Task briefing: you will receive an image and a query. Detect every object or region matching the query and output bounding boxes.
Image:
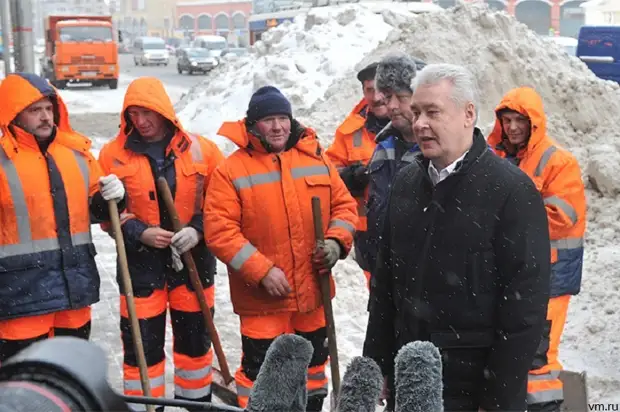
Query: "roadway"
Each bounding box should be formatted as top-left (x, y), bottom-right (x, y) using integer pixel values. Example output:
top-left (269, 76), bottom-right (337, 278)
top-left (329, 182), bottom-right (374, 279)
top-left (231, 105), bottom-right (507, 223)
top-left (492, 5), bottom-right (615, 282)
top-left (118, 52), bottom-right (209, 90)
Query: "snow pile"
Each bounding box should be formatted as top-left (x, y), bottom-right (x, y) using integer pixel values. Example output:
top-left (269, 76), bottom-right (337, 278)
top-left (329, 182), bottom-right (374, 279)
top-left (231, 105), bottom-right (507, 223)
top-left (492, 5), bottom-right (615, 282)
top-left (175, 4), bottom-right (394, 154)
top-left (307, 3), bottom-right (620, 404)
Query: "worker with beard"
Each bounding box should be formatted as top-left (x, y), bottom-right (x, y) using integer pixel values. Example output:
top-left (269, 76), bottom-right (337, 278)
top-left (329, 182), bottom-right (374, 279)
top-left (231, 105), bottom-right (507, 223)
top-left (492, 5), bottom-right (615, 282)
top-left (362, 54), bottom-right (420, 293)
top-left (204, 86), bottom-right (358, 411)
top-left (326, 62), bottom-right (390, 288)
top-left (488, 87), bottom-right (586, 412)
top-left (98, 77), bottom-right (224, 411)
top-left (0, 73), bottom-right (125, 361)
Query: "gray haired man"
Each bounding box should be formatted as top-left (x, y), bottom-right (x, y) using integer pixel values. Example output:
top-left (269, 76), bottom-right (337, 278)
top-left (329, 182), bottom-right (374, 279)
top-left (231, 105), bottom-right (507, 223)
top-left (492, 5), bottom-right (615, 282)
top-left (364, 63), bottom-right (551, 411)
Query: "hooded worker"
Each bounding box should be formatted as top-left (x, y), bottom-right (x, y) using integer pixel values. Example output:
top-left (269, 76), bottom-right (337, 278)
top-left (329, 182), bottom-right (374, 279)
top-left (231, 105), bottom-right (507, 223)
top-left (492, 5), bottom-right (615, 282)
top-left (326, 62), bottom-right (390, 288)
top-left (488, 86), bottom-right (586, 412)
top-left (97, 77), bottom-right (224, 411)
top-left (0, 73), bottom-right (125, 361)
top-left (204, 85), bottom-right (358, 411)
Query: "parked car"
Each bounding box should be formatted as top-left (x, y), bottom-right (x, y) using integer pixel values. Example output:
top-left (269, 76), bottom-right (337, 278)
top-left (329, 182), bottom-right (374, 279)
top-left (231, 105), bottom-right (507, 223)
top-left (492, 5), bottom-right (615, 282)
top-left (177, 48), bottom-right (219, 74)
top-left (221, 47), bottom-right (249, 58)
top-left (133, 36), bottom-right (169, 66)
top-left (577, 26), bottom-right (620, 83)
top-left (545, 35), bottom-right (578, 56)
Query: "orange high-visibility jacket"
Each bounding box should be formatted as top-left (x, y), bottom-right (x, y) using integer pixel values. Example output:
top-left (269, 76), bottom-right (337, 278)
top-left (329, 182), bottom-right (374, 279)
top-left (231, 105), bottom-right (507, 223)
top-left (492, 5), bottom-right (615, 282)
top-left (0, 73), bottom-right (102, 320)
top-left (204, 119), bottom-right (358, 316)
top-left (98, 77), bottom-right (224, 291)
top-left (325, 98), bottom-right (378, 232)
top-left (488, 87), bottom-right (586, 297)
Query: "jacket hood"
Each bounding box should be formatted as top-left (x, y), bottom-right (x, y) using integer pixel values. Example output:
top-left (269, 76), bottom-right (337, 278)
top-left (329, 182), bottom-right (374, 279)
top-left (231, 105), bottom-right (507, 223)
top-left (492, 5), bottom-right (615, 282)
top-left (0, 72), bottom-right (72, 133)
top-left (217, 118), bottom-right (323, 158)
top-left (488, 87), bottom-right (547, 155)
top-left (120, 77), bottom-right (182, 137)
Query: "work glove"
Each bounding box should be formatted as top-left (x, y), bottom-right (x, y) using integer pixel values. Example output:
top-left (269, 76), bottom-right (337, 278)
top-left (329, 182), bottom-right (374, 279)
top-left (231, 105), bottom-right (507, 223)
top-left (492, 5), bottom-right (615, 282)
top-left (98, 174), bottom-right (125, 202)
top-left (339, 163), bottom-right (369, 196)
top-left (171, 227), bottom-right (200, 254)
top-left (312, 239), bottom-right (341, 276)
top-left (171, 245), bottom-right (184, 272)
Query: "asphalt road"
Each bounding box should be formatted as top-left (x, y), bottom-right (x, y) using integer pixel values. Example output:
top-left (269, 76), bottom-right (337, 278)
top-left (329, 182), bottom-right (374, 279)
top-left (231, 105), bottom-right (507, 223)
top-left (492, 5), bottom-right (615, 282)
top-left (118, 52), bottom-right (209, 90)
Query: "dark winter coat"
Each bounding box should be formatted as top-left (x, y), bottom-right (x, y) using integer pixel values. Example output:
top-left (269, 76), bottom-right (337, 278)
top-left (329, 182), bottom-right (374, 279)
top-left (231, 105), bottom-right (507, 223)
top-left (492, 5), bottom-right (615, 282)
top-left (357, 124), bottom-right (419, 274)
top-left (363, 129), bottom-right (551, 412)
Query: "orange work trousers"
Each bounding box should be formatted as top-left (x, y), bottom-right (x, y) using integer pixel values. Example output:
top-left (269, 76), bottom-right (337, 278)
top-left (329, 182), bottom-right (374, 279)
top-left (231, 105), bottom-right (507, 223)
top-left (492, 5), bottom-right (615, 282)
top-left (235, 306), bottom-right (329, 410)
top-left (120, 285), bottom-right (214, 412)
top-left (0, 306), bottom-right (92, 362)
top-left (527, 295), bottom-right (571, 408)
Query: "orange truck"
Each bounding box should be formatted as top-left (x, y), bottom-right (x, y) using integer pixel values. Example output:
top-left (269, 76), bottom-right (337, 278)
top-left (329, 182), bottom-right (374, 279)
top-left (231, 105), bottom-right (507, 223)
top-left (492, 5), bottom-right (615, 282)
top-left (41, 15), bottom-right (119, 89)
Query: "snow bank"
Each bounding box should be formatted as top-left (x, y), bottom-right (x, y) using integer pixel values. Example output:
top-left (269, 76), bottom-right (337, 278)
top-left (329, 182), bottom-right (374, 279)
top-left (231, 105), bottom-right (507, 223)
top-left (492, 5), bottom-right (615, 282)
top-left (175, 4), bottom-right (394, 154)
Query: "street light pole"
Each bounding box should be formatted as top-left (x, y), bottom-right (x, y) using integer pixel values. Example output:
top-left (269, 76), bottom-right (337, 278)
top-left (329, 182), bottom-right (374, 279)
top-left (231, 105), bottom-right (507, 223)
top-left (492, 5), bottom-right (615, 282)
top-left (0, 0), bottom-right (12, 74)
top-left (10, 0), bottom-right (35, 73)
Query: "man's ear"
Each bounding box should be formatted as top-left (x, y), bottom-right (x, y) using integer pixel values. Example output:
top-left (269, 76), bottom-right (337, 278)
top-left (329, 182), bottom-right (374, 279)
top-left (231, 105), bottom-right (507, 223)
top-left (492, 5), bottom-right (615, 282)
top-left (464, 102), bottom-right (476, 128)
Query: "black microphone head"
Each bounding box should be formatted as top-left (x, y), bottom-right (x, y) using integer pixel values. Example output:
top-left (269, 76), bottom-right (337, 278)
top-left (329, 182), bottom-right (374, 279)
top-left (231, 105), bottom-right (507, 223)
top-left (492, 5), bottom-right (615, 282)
top-left (246, 334), bottom-right (313, 412)
top-left (394, 340), bottom-right (443, 412)
top-left (336, 356), bottom-right (383, 412)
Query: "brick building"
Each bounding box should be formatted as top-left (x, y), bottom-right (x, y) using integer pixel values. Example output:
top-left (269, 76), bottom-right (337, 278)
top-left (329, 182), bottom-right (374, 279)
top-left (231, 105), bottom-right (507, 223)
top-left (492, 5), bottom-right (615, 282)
top-left (177, 0), bottom-right (253, 46)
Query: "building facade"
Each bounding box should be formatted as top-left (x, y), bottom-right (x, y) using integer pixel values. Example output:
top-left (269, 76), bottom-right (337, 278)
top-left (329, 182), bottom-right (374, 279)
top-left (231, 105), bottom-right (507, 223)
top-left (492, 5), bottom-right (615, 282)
top-left (582, 0), bottom-right (620, 25)
top-left (114, 0), bottom-right (177, 41)
top-left (33, 0), bottom-right (109, 39)
top-left (434, 0), bottom-right (587, 38)
top-left (176, 0), bottom-right (253, 46)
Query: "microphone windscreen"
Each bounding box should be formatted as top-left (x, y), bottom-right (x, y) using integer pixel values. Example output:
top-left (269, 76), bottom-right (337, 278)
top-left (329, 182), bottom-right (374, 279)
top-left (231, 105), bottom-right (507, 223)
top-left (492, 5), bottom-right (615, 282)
top-left (336, 356), bottom-right (383, 412)
top-left (245, 334), bottom-right (313, 412)
top-left (394, 340), bottom-right (443, 412)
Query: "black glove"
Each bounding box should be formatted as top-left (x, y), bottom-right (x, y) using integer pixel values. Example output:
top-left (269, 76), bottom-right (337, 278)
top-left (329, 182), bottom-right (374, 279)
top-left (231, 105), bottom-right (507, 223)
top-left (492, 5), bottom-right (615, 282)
top-left (339, 163), bottom-right (369, 196)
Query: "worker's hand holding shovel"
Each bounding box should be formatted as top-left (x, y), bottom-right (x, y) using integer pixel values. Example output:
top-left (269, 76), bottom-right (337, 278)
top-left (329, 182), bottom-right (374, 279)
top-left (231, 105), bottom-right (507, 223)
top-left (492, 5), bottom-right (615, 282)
top-left (312, 239), bottom-right (341, 276)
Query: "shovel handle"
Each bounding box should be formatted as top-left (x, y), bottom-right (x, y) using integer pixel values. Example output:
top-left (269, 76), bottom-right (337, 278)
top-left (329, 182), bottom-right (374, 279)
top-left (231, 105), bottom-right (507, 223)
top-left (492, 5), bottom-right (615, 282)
top-left (155, 177), bottom-right (233, 385)
top-left (108, 200), bottom-right (155, 412)
top-left (311, 196), bottom-right (341, 400)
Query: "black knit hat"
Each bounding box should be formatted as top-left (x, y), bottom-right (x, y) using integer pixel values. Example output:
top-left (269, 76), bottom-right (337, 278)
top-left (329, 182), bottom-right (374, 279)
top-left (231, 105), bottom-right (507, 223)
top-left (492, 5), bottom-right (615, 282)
top-left (246, 86), bottom-right (292, 124)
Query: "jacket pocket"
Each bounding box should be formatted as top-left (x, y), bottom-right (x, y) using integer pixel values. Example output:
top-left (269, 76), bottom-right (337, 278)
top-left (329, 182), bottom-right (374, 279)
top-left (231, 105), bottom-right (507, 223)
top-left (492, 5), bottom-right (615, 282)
top-left (430, 329), bottom-right (495, 349)
top-left (466, 250), bottom-right (495, 307)
top-left (0, 255), bottom-right (43, 273)
top-left (178, 161), bottom-right (209, 216)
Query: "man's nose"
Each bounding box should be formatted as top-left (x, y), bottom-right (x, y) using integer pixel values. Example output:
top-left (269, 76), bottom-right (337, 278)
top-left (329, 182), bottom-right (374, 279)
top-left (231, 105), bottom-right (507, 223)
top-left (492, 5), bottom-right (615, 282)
top-left (41, 109), bottom-right (54, 123)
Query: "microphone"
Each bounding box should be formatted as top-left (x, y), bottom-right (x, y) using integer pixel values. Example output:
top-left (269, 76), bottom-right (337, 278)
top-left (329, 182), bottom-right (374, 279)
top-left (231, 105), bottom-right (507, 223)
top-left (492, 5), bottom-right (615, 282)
top-left (394, 341), bottom-right (444, 412)
top-left (336, 356), bottom-right (383, 412)
top-left (245, 333), bottom-right (313, 412)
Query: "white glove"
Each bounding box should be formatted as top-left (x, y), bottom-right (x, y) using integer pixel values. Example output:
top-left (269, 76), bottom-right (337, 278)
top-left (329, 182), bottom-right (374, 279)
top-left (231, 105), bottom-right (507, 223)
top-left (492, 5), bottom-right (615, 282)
top-left (171, 245), bottom-right (184, 272)
top-left (171, 227), bottom-right (200, 254)
top-left (99, 174), bottom-right (125, 202)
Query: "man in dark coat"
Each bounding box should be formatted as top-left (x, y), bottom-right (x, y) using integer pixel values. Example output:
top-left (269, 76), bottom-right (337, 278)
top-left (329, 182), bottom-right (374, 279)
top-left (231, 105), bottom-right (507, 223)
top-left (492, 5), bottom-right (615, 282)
top-left (363, 63), bottom-right (551, 412)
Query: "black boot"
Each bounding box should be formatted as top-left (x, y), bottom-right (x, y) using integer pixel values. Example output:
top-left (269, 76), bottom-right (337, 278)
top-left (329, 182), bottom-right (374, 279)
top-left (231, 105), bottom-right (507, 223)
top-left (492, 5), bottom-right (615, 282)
top-left (306, 396), bottom-right (324, 412)
top-left (528, 400), bottom-right (563, 412)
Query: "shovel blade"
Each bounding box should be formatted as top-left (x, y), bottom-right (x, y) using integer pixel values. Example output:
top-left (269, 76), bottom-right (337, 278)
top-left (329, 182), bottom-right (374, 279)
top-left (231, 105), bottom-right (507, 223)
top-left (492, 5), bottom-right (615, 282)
top-left (213, 366), bottom-right (239, 407)
top-left (559, 370), bottom-right (588, 412)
